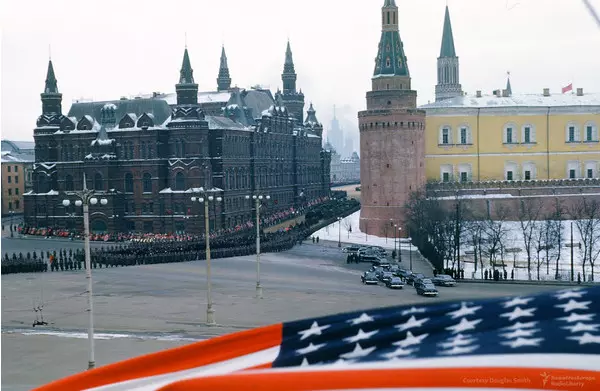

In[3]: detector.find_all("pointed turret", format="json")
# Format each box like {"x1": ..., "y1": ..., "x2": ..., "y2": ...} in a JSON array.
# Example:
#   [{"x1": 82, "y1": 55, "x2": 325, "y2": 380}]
[
  {"x1": 440, "y1": 6, "x2": 456, "y2": 58},
  {"x1": 372, "y1": 0, "x2": 411, "y2": 94},
  {"x1": 40, "y1": 59, "x2": 62, "y2": 115},
  {"x1": 304, "y1": 103, "x2": 323, "y2": 137},
  {"x1": 282, "y1": 40, "x2": 297, "y2": 93},
  {"x1": 217, "y1": 46, "x2": 232, "y2": 92},
  {"x1": 175, "y1": 48, "x2": 199, "y2": 105},
  {"x1": 435, "y1": 5, "x2": 463, "y2": 101},
  {"x1": 506, "y1": 74, "x2": 513, "y2": 96}
]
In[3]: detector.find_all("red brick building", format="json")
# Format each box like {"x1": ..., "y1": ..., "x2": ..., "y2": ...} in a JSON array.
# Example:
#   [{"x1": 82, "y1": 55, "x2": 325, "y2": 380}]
[{"x1": 358, "y1": 0, "x2": 426, "y2": 237}]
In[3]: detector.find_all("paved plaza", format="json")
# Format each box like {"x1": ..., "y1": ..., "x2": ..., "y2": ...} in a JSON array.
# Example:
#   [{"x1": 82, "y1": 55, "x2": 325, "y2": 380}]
[{"x1": 2, "y1": 238, "x2": 567, "y2": 390}]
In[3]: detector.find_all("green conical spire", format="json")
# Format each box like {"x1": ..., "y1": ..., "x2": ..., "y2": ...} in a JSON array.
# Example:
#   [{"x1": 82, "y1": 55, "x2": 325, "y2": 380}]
[
  {"x1": 506, "y1": 74, "x2": 512, "y2": 96},
  {"x1": 217, "y1": 45, "x2": 232, "y2": 91},
  {"x1": 179, "y1": 48, "x2": 195, "y2": 84},
  {"x1": 44, "y1": 60, "x2": 59, "y2": 94},
  {"x1": 383, "y1": 0, "x2": 396, "y2": 6},
  {"x1": 440, "y1": 6, "x2": 456, "y2": 58},
  {"x1": 284, "y1": 40, "x2": 295, "y2": 72}
]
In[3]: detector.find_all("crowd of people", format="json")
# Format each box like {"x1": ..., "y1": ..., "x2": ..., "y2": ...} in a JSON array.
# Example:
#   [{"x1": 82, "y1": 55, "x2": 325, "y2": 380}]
[{"x1": 2, "y1": 198, "x2": 360, "y2": 275}]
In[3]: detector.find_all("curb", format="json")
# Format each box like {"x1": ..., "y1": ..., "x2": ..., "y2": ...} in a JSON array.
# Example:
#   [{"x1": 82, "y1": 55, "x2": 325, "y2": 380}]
[{"x1": 452, "y1": 279, "x2": 597, "y2": 287}]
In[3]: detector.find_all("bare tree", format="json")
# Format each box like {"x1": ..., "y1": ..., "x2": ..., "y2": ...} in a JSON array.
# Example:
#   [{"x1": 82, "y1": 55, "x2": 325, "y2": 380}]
[
  {"x1": 571, "y1": 198, "x2": 600, "y2": 281},
  {"x1": 343, "y1": 218, "x2": 353, "y2": 239},
  {"x1": 481, "y1": 205, "x2": 510, "y2": 272},
  {"x1": 466, "y1": 219, "x2": 485, "y2": 279},
  {"x1": 517, "y1": 198, "x2": 544, "y2": 280},
  {"x1": 546, "y1": 198, "x2": 565, "y2": 280}
]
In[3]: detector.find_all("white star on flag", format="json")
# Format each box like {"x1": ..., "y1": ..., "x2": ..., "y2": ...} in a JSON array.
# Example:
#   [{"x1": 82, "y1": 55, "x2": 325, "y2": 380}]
[
  {"x1": 559, "y1": 313, "x2": 595, "y2": 323},
  {"x1": 395, "y1": 315, "x2": 429, "y2": 331},
  {"x1": 562, "y1": 322, "x2": 600, "y2": 333},
  {"x1": 400, "y1": 306, "x2": 427, "y2": 316},
  {"x1": 343, "y1": 328, "x2": 378, "y2": 343},
  {"x1": 447, "y1": 302, "x2": 482, "y2": 319},
  {"x1": 381, "y1": 346, "x2": 415, "y2": 358},
  {"x1": 555, "y1": 289, "x2": 586, "y2": 300},
  {"x1": 502, "y1": 297, "x2": 533, "y2": 308},
  {"x1": 446, "y1": 317, "x2": 483, "y2": 334},
  {"x1": 392, "y1": 331, "x2": 428, "y2": 348},
  {"x1": 298, "y1": 321, "x2": 331, "y2": 340},
  {"x1": 348, "y1": 313, "x2": 374, "y2": 325},
  {"x1": 502, "y1": 321, "x2": 538, "y2": 330},
  {"x1": 500, "y1": 306, "x2": 536, "y2": 321},
  {"x1": 555, "y1": 299, "x2": 592, "y2": 313},
  {"x1": 501, "y1": 337, "x2": 544, "y2": 348},
  {"x1": 300, "y1": 357, "x2": 310, "y2": 366},
  {"x1": 340, "y1": 343, "x2": 376, "y2": 359},
  {"x1": 567, "y1": 332, "x2": 600, "y2": 345},
  {"x1": 296, "y1": 342, "x2": 326, "y2": 355},
  {"x1": 439, "y1": 344, "x2": 479, "y2": 355},
  {"x1": 500, "y1": 328, "x2": 540, "y2": 339},
  {"x1": 438, "y1": 334, "x2": 476, "y2": 349}
]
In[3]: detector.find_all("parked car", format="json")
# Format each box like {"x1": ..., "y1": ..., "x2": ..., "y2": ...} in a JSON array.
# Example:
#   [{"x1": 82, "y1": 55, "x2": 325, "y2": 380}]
[
  {"x1": 361, "y1": 272, "x2": 379, "y2": 285},
  {"x1": 380, "y1": 272, "x2": 394, "y2": 283},
  {"x1": 343, "y1": 245, "x2": 362, "y2": 254},
  {"x1": 406, "y1": 273, "x2": 425, "y2": 285},
  {"x1": 396, "y1": 269, "x2": 412, "y2": 279},
  {"x1": 415, "y1": 282, "x2": 439, "y2": 296},
  {"x1": 432, "y1": 274, "x2": 457, "y2": 287},
  {"x1": 386, "y1": 277, "x2": 405, "y2": 289},
  {"x1": 414, "y1": 278, "x2": 433, "y2": 286}
]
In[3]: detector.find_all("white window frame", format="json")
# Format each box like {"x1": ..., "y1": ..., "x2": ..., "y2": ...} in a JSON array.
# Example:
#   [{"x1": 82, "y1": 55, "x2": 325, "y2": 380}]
[
  {"x1": 457, "y1": 124, "x2": 472, "y2": 145},
  {"x1": 522, "y1": 161, "x2": 536, "y2": 181},
  {"x1": 457, "y1": 163, "x2": 472, "y2": 183},
  {"x1": 566, "y1": 161, "x2": 580, "y2": 179},
  {"x1": 584, "y1": 161, "x2": 598, "y2": 179},
  {"x1": 584, "y1": 121, "x2": 598, "y2": 142},
  {"x1": 503, "y1": 123, "x2": 517, "y2": 144},
  {"x1": 440, "y1": 164, "x2": 453, "y2": 182},
  {"x1": 521, "y1": 124, "x2": 536, "y2": 144},
  {"x1": 439, "y1": 125, "x2": 452, "y2": 145},
  {"x1": 505, "y1": 161, "x2": 518, "y2": 181},
  {"x1": 566, "y1": 122, "x2": 580, "y2": 142}
]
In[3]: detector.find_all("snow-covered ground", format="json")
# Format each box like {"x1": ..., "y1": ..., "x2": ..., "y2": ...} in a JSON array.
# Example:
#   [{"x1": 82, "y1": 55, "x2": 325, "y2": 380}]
[{"x1": 313, "y1": 210, "x2": 599, "y2": 282}]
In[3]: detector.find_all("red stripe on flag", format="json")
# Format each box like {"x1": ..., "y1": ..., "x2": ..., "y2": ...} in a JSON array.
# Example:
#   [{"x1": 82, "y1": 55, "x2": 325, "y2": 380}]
[
  {"x1": 157, "y1": 367, "x2": 600, "y2": 391},
  {"x1": 562, "y1": 83, "x2": 573, "y2": 93},
  {"x1": 33, "y1": 324, "x2": 282, "y2": 391}
]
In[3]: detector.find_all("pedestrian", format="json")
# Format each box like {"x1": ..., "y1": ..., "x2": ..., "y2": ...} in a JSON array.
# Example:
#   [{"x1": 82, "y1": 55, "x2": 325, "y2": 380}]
[
  {"x1": 577, "y1": 272, "x2": 581, "y2": 284},
  {"x1": 510, "y1": 269, "x2": 514, "y2": 280},
  {"x1": 484, "y1": 269, "x2": 488, "y2": 280}
]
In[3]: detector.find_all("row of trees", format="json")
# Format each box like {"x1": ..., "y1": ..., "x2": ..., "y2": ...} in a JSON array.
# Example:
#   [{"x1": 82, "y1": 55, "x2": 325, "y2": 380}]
[{"x1": 406, "y1": 191, "x2": 600, "y2": 281}]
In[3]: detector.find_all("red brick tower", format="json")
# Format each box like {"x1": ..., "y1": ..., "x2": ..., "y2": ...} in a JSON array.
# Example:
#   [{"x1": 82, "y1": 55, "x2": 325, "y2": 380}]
[{"x1": 358, "y1": 0, "x2": 426, "y2": 237}]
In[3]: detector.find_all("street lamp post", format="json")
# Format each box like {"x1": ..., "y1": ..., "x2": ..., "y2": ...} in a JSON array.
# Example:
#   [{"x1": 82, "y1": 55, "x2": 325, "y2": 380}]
[
  {"x1": 245, "y1": 194, "x2": 270, "y2": 299},
  {"x1": 62, "y1": 175, "x2": 108, "y2": 371},
  {"x1": 9, "y1": 210, "x2": 15, "y2": 237},
  {"x1": 191, "y1": 192, "x2": 222, "y2": 325},
  {"x1": 408, "y1": 228, "x2": 412, "y2": 272},
  {"x1": 394, "y1": 224, "x2": 398, "y2": 256},
  {"x1": 337, "y1": 217, "x2": 342, "y2": 247},
  {"x1": 398, "y1": 227, "x2": 403, "y2": 264}
]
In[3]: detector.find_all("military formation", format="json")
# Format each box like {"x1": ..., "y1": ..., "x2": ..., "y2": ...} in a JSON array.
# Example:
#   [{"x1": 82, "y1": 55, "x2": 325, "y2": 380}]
[{"x1": 2, "y1": 198, "x2": 360, "y2": 275}]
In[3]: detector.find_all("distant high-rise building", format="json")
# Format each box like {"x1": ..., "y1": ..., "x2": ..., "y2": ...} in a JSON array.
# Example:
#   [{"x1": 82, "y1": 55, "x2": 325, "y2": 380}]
[{"x1": 328, "y1": 105, "x2": 344, "y2": 153}]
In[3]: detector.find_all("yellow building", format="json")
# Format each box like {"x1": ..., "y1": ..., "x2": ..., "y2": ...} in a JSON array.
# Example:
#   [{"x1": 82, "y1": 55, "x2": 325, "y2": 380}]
[
  {"x1": 421, "y1": 88, "x2": 600, "y2": 183},
  {"x1": 1, "y1": 141, "x2": 35, "y2": 216},
  {"x1": 421, "y1": 6, "x2": 599, "y2": 183}
]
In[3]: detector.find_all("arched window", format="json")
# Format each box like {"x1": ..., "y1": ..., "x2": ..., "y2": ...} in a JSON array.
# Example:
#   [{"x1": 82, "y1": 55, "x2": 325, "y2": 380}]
[
  {"x1": 439, "y1": 125, "x2": 452, "y2": 145},
  {"x1": 94, "y1": 173, "x2": 103, "y2": 190},
  {"x1": 143, "y1": 173, "x2": 152, "y2": 193},
  {"x1": 175, "y1": 172, "x2": 185, "y2": 191},
  {"x1": 521, "y1": 124, "x2": 536, "y2": 144},
  {"x1": 386, "y1": 57, "x2": 391, "y2": 67},
  {"x1": 124, "y1": 173, "x2": 134, "y2": 193},
  {"x1": 37, "y1": 174, "x2": 48, "y2": 193},
  {"x1": 584, "y1": 121, "x2": 598, "y2": 142},
  {"x1": 65, "y1": 174, "x2": 74, "y2": 191},
  {"x1": 503, "y1": 123, "x2": 518, "y2": 144},
  {"x1": 457, "y1": 125, "x2": 472, "y2": 145}
]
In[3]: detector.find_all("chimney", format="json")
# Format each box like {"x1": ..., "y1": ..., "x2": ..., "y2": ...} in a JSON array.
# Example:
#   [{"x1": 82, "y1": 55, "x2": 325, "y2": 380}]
[
  {"x1": 476, "y1": 90, "x2": 482, "y2": 98},
  {"x1": 502, "y1": 89, "x2": 509, "y2": 97},
  {"x1": 577, "y1": 88, "x2": 584, "y2": 96},
  {"x1": 543, "y1": 88, "x2": 550, "y2": 97}
]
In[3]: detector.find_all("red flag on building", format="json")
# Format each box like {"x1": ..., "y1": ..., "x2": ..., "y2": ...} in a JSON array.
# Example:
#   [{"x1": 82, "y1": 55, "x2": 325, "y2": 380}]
[{"x1": 562, "y1": 83, "x2": 573, "y2": 94}]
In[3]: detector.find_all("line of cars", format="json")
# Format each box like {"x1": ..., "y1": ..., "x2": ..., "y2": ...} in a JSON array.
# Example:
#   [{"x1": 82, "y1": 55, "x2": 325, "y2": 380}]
[
  {"x1": 360, "y1": 263, "x2": 457, "y2": 297},
  {"x1": 343, "y1": 245, "x2": 388, "y2": 263}
]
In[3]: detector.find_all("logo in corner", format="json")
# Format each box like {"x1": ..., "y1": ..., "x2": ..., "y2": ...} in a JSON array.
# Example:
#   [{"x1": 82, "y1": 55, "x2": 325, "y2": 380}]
[{"x1": 540, "y1": 371, "x2": 551, "y2": 387}]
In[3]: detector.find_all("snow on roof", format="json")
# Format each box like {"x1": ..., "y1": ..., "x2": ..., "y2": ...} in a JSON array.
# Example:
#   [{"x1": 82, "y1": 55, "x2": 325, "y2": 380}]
[
  {"x1": 420, "y1": 92, "x2": 600, "y2": 109},
  {"x1": 206, "y1": 115, "x2": 249, "y2": 131},
  {"x1": 91, "y1": 139, "x2": 115, "y2": 146},
  {"x1": 1, "y1": 151, "x2": 33, "y2": 163},
  {"x1": 103, "y1": 103, "x2": 117, "y2": 110},
  {"x1": 159, "y1": 91, "x2": 232, "y2": 106}
]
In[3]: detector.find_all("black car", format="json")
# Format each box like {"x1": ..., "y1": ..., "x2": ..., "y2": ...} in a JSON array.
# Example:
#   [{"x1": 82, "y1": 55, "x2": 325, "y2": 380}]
[
  {"x1": 407, "y1": 273, "x2": 425, "y2": 285},
  {"x1": 432, "y1": 274, "x2": 457, "y2": 287},
  {"x1": 380, "y1": 272, "x2": 394, "y2": 283},
  {"x1": 343, "y1": 245, "x2": 362, "y2": 254},
  {"x1": 386, "y1": 277, "x2": 405, "y2": 289},
  {"x1": 396, "y1": 269, "x2": 412, "y2": 279},
  {"x1": 415, "y1": 282, "x2": 439, "y2": 296},
  {"x1": 362, "y1": 272, "x2": 378, "y2": 285},
  {"x1": 414, "y1": 277, "x2": 433, "y2": 286}
]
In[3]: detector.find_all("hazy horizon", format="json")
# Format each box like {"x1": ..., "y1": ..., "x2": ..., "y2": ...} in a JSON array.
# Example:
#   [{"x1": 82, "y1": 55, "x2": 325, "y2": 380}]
[{"x1": 2, "y1": 0, "x2": 599, "y2": 143}]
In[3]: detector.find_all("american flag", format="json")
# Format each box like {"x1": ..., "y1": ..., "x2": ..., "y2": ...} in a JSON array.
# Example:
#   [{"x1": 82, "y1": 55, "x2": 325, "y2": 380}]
[{"x1": 36, "y1": 287, "x2": 600, "y2": 391}]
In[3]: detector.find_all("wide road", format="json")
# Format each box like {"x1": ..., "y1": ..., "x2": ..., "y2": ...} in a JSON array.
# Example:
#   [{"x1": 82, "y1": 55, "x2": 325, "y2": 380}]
[
  {"x1": 2, "y1": 236, "x2": 107, "y2": 256},
  {"x1": 2, "y1": 241, "x2": 567, "y2": 390}
]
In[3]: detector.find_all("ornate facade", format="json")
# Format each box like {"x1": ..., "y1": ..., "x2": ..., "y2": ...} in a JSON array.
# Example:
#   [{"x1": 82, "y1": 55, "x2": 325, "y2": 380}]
[
  {"x1": 24, "y1": 45, "x2": 330, "y2": 234},
  {"x1": 358, "y1": 0, "x2": 426, "y2": 237}
]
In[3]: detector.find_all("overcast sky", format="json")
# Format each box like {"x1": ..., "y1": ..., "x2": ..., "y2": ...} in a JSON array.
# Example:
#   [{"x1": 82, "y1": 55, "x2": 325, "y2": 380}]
[{"x1": 1, "y1": 0, "x2": 599, "y2": 143}]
